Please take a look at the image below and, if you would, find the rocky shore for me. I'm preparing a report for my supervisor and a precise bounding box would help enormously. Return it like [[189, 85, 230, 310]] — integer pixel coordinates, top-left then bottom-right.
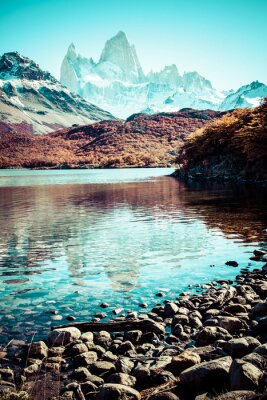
[[1, 252, 267, 400]]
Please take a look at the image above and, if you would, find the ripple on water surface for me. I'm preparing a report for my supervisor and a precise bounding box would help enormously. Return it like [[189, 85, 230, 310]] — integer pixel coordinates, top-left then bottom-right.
[[0, 168, 266, 342]]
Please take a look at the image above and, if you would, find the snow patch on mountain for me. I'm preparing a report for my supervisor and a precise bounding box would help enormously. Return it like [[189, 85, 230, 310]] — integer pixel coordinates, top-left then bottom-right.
[[60, 31, 267, 118], [220, 81, 267, 110], [0, 52, 114, 134]]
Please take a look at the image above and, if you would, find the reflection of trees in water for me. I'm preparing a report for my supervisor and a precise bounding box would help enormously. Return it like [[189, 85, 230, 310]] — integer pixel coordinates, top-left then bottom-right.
[[178, 181, 267, 243], [0, 178, 266, 292]]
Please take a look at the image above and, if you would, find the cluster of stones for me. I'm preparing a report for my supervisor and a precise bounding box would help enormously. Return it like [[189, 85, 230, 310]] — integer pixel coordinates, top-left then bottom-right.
[[0, 262, 267, 400]]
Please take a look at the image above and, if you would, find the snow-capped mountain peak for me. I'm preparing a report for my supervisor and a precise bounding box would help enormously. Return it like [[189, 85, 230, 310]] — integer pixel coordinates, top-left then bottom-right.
[[60, 32, 267, 118], [0, 52, 56, 82], [98, 30, 144, 83], [220, 80, 267, 110], [66, 43, 77, 60], [0, 51, 114, 134]]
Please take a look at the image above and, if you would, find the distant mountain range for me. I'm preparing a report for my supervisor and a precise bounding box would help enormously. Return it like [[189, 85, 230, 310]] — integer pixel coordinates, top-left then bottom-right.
[[0, 52, 114, 134], [60, 31, 267, 118]]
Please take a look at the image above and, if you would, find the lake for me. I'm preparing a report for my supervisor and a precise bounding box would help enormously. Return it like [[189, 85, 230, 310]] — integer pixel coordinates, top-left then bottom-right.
[[0, 168, 266, 343]]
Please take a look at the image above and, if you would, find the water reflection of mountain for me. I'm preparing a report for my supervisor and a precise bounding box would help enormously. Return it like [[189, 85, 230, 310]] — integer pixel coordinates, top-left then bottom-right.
[[0, 177, 266, 293]]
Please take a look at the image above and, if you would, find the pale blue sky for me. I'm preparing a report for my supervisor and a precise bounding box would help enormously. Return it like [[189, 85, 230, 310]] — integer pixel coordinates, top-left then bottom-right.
[[0, 0, 266, 90]]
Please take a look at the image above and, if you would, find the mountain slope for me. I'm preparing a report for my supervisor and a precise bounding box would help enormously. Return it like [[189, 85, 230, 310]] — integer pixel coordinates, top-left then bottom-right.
[[60, 31, 225, 118], [220, 81, 267, 110], [0, 52, 114, 134], [0, 109, 224, 168], [174, 99, 267, 182]]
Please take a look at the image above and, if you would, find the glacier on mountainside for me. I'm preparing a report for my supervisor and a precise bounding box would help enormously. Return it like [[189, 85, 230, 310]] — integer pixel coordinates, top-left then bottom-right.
[[60, 31, 267, 118]]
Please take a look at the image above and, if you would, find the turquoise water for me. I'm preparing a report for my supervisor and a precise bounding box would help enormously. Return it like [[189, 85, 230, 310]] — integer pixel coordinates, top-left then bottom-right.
[[0, 168, 266, 343]]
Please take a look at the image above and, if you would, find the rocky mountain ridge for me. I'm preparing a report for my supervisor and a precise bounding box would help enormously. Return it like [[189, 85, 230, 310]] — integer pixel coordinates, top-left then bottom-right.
[[0, 52, 114, 134], [60, 31, 267, 118]]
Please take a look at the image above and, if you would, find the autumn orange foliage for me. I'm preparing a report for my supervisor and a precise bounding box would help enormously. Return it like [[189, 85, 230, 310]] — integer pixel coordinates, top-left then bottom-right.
[[0, 109, 223, 168], [176, 99, 267, 181]]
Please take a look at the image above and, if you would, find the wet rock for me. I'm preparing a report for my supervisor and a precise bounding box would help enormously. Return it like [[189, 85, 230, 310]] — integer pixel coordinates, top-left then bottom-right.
[[23, 363, 40, 377], [113, 308, 124, 315], [223, 337, 261, 358], [66, 316, 76, 321], [210, 391, 261, 400], [251, 300, 267, 317], [217, 316, 246, 333], [172, 314, 189, 325], [81, 331, 94, 342], [170, 351, 201, 375], [180, 356, 232, 392], [254, 343, 267, 355], [132, 363, 151, 382], [95, 332, 111, 349], [117, 340, 136, 355], [172, 323, 184, 337], [71, 343, 88, 356], [85, 374, 104, 386], [0, 369, 14, 383], [196, 326, 232, 346], [97, 383, 141, 400], [80, 380, 98, 396], [60, 391, 75, 400], [139, 302, 148, 308], [91, 361, 116, 377], [106, 372, 136, 387], [115, 357, 134, 374], [48, 327, 81, 346], [28, 341, 48, 359], [126, 311, 138, 319], [49, 346, 65, 356], [86, 343, 106, 357], [148, 393, 180, 400], [94, 312, 107, 319], [150, 370, 176, 386], [0, 382, 16, 396], [229, 359, 263, 390], [189, 315, 203, 329], [204, 309, 221, 320], [103, 351, 118, 362], [226, 261, 239, 267], [178, 307, 189, 315], [100, 303, 109, 308], [164, 302, 179, 317], [74, 366, 91, 380], [242, 352, 267, 370], [224, 304, 248, 314], [253, 316, 267, 333], [156, 292, 165, 297], [75, 351, 98, 366], [124, 330, 142, 343], [254, 249, 267, 257]]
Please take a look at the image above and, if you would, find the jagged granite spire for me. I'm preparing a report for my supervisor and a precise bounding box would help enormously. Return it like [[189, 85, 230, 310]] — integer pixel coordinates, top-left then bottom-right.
[[66, 43, 77, 60], [99, 31, 144, 83], [60, 43, 79, 92]]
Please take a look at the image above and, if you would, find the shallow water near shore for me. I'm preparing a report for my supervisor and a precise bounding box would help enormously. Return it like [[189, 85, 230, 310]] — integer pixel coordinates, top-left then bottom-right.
[[0, 168, 266, 343]]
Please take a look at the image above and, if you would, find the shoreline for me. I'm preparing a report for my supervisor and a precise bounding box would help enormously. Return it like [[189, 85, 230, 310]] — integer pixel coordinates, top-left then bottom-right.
[[0, 165, 175, 171], [0, 252, 267, 399]]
